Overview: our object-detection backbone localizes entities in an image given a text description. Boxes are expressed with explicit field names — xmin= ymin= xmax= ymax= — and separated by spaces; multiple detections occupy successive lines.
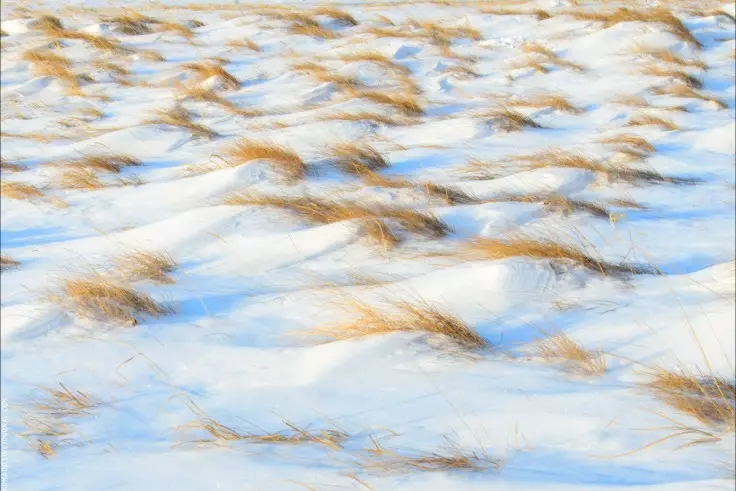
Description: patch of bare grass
xmin=335 ymin=50 xmax=410 ymax=75
xmin=218 ymin=138 xmax=305 ymax=181
xmin=598 ymin=133 xmax=656 ymax=153
xmin=225 ymin=38 xmax=261 ymax=51
xmin=360 ymin=435 xmax=500 ymax=474
xmin=461 ymin=234 xmax=657 ymax=275
xmin=178 ymin=85 xmax=261 ymax=116
xmin=114 ymin=250 xmax=177 ymax=284
xmin=650 ymin=83 xmax=727 ymax=109
xmin=56 ymin=166 xmax=105 ymax=190
xmin=316 ymin=111 xmax=405 ymax=126
xmin=181 ymin=61 xmax=239 ymax=90
xmin=508 ymin=94 xmax=581 ymax=113
xmin=641 ymin=65 xmax=703 ymax=89
xmin=626 ymin=113 xmax=680 ymax=131
xmin=325 ymin=142 xmax=389 ymax=175
xmin=630 ymin=44 xmax=706 ymax=69
xmin=1 ymin=254 xmax=20 ymax=272
xmin=1 ymin=181 xmax=44 ymax=200
xmin=309 ymin=296 xmax=488 ymax=350
xmin=57 ymin=152 xmax=141 ymax=173
xmin=536 ymin=331 xmax=606 ymax=376
xmin=520 ymin=41 xmax=584 ymax=72
xmin=145 ymin=106 xmax=218 ymax=139
xmin=478 ymin=107 xmax=543 ymax=132
xmin=488 ymin=193 xmax=612 ymax=219
xmin=314 ymin=6 xmax=358 ymax=26
xmin=50 ymin=273 xmax=172 ymax=325
xmin=358 ymin=89 xmax=423 ymax=116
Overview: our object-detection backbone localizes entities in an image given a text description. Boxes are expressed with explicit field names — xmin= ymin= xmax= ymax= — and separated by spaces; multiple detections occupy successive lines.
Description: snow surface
xmin=1 ymin=1 xmax=735 ymax=490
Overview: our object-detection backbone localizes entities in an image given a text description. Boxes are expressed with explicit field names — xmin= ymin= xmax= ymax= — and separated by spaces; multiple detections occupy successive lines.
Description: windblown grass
xmin=358 ymin=90 xmax=423 ymax=116
xmin=225 ymin=37 xmax=261 ymax=51
xmin=520 ymin=41 xmax=584 ymax=71
xmin=178 ymin=85 xmax=261 ymax=116
xmin=316 ymin=111 xmax=405 ymax=127
xmin=325 ymin=142 xmax=389 ymax=175
xmin=57 ymin=152 xmax=142 ymax=173
xmin=598 ymin=133 xmax=656 ymax=153
xmin=479 ymin=107 xmax=543 ymax=132
xmin=1 ymin=181 xmax=44 ymax=200
xmin=114 ymin=250 xmax=177 ymax=284
xmin=650 ymin=84 xmax=727 ymax=109
xmin=360 ymin=435 xmax=500 ymax=474
xmin=218 ymin=138 xmax=305 ymax=181
xmin=630 ymin=44 xmax=706 ymax=69
xmin=336 ymin=50 xmax=410 ymax=75
xmin=626 ymin=113 xmax=680 ymax=131
xmin=487 ymin=193 xmax=612 ymax=219
xmin=360 ymin=171 xmax=475 ymax=205
xmin=181 ymin=61 xmax=239 ymax=90
xmin=507 ymin=94 xmax=581 ymax=113
xmin=1 ymin=254 xmax=20 ymax=272
xmin=51 ymin=273 xmax=172 ymax=324
xmin=309 ymin=296 xmax=488 ymax=350
xmin=641 ymin=65 xmax=703 ymax=89
xmin=314 ymin=6 xmax=358 ymax=26
xmin=461 ymin=234 xmax=657 ymax=275
xmin=611 ymin=94 xmax=651 ymax=108
xmin=145 ymin=106 xmax=218 ymax=139
xmin=57 ymin=166 xmax=104 ymax=190
xmin=536 ymin=331 xmax=606 ymax=376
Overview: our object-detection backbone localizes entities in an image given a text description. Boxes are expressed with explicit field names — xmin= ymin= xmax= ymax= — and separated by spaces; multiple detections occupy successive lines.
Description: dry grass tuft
xmin=114 ymin=250 xmax=177 ymax=284
xmin=1 ymin=254 xmax=20 ymax=272
xmin=34 ymin=15 xmax=65 ymax=32
xmin=224 ymin=193 xmax=449 ymax=245
xmin=598 ymin=133 xmax=656 ymax=153
xmin=611 ymin=94 xmax=650 ymax=108
xmin=488 ymin=193 xmax=612 ymax=219
xmin=157 ymin=21 xmax=195 ymax=39
xmin=519 ymin=42 xmax=584 ymax=72
xmin=57 ymin=166 xmax=104 ymax=190
xmin=358 ymin=90 xmax=423 ymax=116
xmin=630 ymin=44 xmax=706 ymax=69
xmin=626 ymin=113 xmax=679 ymax=131
xmin=641 ymin=65 xmax=703 ymax=89
xmin=225 ymin=37 xmax=261 ymax=51
xmin=145 ymin=106 xmax=218 ymax=139
xmin=569 ymin=8 xmax=702 ymax=48
xmin=336 ymin=50 xmax=410 ymax=75
xmin=508 ymin=94 xmax=581 ymax=113
xmin=32 ymin=383 xmax=99 ymax=418
xmin=51 ymin=273 xmax=172 ymax=324
xmin=650 ymin=84 xmax=727 ymax=109
xmin=1 ymin=158 xmax=26 ymax=173
xmin=360 ymin=436 xmax=500 ymax=474
xmin=462 ymin=235 xmax=656 ymax=275
xmin=292 ymin=62 xmax=362 ymax=91
xmin=536 ymin=331 xmax=606 ymax=376
xmin=104 ymin=14 xmax=155 ymax=35
xmin=178 ymin=85 xmax=261 ymax=116
xmin=219 ymin=138 xmax=305 ymax=181
xmin=182 ymin=61 xmax=239 ymax=90
xmin=644 ymin=366 xmax=735 ymax=435
xmin=288 ymin=20 xmax=338 ymax=39
xmin=479 ymin=107 xmax=543 ymax=132
xmin=316 ymin=111 xmax=405 ymax=127
xmin=359 ymin=171 xmax=475 ymax=205
xmin=58 ymin=152 xmax=141 ymax=173
xmin=310 ymin=297 xmax=488 ymax=350
xmin=314 ymin=6 xmax=358 ymax=26
xmin=1 ymin=181 xmax=44 ymax=200
xmin=325 ymin=142 xmax=389 ymax=175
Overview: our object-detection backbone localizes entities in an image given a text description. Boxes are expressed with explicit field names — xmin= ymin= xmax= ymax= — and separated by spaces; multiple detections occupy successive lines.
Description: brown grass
xmin=224 ymin=193 xmax=449 ymax=245
xmin=178 ymin=409 xmax=348 ymax=449
xmin=225 ymin=38 xmax=261 ymax=51
xmin=358 ymin=89 xmax=423 ymax=116
xmin=598 ymin=133 xmax=656 ymax=153
xmin=314 ymin=6 xmax=358 ymax=26
xmin=57 ymin=165 xmax=105 ymax=190
xmin=325 ymin=142 xmax=389 ymax=175
xmin=288 ymin=21 xmax=338 ymax=39
xmin=569 ymin=7 xmax=702 ymax=48
xmin=508 ymin=94 xmax=581 ymax=113
xmin=316 ymin=111 xmax=405 ymax=126
xmin=611 ymin=94 xmax=650 ymax=108
xmin=630 ymin=44 xmax=706 ymax=69
xmin=32 ymin=383 xmax=99 ymax=418
xmin=511 ymin=148 xmax=692 ymax=184
xmin=520 ymin=42 xmax=584 ymax=71
xmin=644 ymin=366 xmax=735 ymax=435
xmin=145 ymin=106 xmax=218 ymax=139
xmin=650 ymin=84 xmax=727 ymax=109
xmin=626 ymin=113 xmax=680 ymax=131
xmin=218 ymin=138 xmax=305 ymax=181
xmin=641 ymin=65 xmax=703 ymax=89
xmin=335 ymin=50 xmax=410 ymax=75
xmin=57 ymin=152 xmax=141 ymax=173
xmin=157 ymin=21 xmax=194 ymax=39
xmin=479 ymin=107 xmax=543 ymax=132
xmin=461 ymin=234 xmax=657 ymax=275
xmin=51 ymin=273 xmax=172 ymax=324
xmin=360 ymin=171 xmax=475 ymax=205
xmin=309 ymin=297 xmax=488 ymax=350
xmin=114 ymin=250 xmax=177 ymax=284
xmin=181 ymin=61 xmax=239 ymax=90
xmin=488 ymin=193 xmax=612 ymax=219
xmin=1 ymin=181 xmax=44 ymax=200
xmin=1 ymin=254 xmax=20 ymax=272
xmin=104 ymin=14 xmax=155 ymax=35
xmin=360 ymin=435 xmax=500 ymax=474
xmin=1 ymin=158 xmax=26 ymax=173
xmin=536 ymin=331 xmax=606 ymax=376
xmin=178 ymin=85 xmax=261 ymax=116
xmin=509 ymin=57 xmax=550 ymax=74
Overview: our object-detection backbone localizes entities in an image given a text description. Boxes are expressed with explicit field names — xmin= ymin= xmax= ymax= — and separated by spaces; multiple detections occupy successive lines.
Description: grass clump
xmin=641 ymin=65 xmax=703 ymax=89
xmin=536 ymin=331 xmax=606 ymax=376
xmin=114 ymin=250 xmax=177 ymax=284
xmin=225 ymin=37 xmax=261 ymax=51
xmin=357 ymin=90 xmax=423 ymax=116
xmin=145 ymin=106 xmax=218 ymax=139
xmin=178 ymin=85 xmax=261 ymax=116
xmin=598 ymin=133 xmax=656 ymax=153
xmin=310 ymin=297 xmax=488 ymax=351
xmin=630 ymin=44 xmax=706 ymax=69
xmin=58 ymin=152 xmax=141 ymax=173
xmin=57 ymin=166 xmax=104 ymax=190
xmin=360 ymin=435 xmax=500 ymax=474
xmin=650 ymin=84 xmax=727 ymax=110
xmin=218 ymin=138 xmax=305 ymax=181
xmin=479 ymin=107 xmax=543 ymax=132
xmin=462 ymin=234 xmax=656 ymax=275
xmin=314 ymin=6 xmax=357 ymax=26
xmin=325 ymin=142 xmax=389 ymax=175
xmin=626 ymin=113 xmax=680 ymax=131
xmin=1 ymin=181 xmax=44 ymax=200
xmin=1 ymin=254 xmax=20 ymax=272
xmin=507 ymin=94 xmax=581 ymax=113
xmin=181 ymin=61 xmax=239 ymax=90
xmin=51 ymin=273 xmax=172 ymax=325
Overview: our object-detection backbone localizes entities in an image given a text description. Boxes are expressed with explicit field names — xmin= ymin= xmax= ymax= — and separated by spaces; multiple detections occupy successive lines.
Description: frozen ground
xmin=1 ymin=1 xmax=735 ymax=490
